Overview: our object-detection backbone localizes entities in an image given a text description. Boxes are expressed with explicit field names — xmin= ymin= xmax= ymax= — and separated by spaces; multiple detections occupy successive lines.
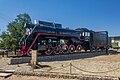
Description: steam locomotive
xmin=18 ymin=20 xmax=108 ymax=56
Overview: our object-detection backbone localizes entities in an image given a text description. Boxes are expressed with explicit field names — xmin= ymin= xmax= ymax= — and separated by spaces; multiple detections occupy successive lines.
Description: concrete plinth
xmin=1 ymin=51 xmax=106 ymax=65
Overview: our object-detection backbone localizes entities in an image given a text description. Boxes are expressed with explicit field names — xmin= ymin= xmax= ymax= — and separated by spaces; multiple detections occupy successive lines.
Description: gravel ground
xmin=0 ymin=75 xmax=74 ymax=80
xmin=0 ymin=52 xmax=120 ymax=79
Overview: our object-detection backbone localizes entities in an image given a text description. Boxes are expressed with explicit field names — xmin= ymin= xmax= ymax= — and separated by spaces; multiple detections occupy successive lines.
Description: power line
xmin=0 ymin=12 xmax=12 ymax=33
xmin=0 ymin=16 xmax=11 ymax=22
xmin=0 ymin=12 xmax=12 ymax=22
xmin=0 ymin=12 xmax=11 ymax=26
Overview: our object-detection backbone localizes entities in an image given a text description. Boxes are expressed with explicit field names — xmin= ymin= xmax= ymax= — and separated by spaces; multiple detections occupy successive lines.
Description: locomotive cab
xmin=76 ymin=28 xmax=93 ymax=51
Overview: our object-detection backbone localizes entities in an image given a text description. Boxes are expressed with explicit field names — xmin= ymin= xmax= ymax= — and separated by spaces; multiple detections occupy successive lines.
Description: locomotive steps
xmin=2 ymin=51 xmax=107 ymax=64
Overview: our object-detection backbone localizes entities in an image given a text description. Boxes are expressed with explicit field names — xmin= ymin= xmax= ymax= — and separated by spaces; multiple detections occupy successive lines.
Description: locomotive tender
xmin=18 ymin=20 xmax=108 ymax=56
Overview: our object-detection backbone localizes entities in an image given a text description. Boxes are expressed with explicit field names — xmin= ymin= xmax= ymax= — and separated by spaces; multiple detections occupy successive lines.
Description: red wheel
xmin=62 ymin=45 xmax=68 ymax=53
xmin=69 ymin=44 xmax=75 ymax=53
xmin=27 ymin=49 xmax=40 ymax=56
xmin=27 ymin=49 xmax=32 ymax=56
xmin=54 ymin=45 xmax=61 ymax=54
xmin=45 ymin=48 xmax=53 ymax=55
xmin=17 ymin=49 xmax=24 ymax=56
xmin=76 ymin=45 xmax=82 ymax=51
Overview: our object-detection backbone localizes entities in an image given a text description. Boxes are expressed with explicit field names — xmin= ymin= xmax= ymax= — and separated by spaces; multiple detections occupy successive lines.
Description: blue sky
xmin=0 ymin=0 xmax=120 ymax=36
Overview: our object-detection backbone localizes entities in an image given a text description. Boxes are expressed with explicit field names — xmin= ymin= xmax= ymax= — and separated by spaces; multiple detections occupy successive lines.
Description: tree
xmin=0 ymin=13 xmax=31 ymax=50
xmin=0 ymin=32 xmax=14 ymax=50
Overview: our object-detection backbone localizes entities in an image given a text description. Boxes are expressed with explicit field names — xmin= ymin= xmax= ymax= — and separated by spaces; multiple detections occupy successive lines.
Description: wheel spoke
xmin=76 ymin=45 xmax=82 ymax=52
xmin=45 ymin=48 xmax=52 ymax=55
xmin=69 ymin=44 xmax=75 ymax=53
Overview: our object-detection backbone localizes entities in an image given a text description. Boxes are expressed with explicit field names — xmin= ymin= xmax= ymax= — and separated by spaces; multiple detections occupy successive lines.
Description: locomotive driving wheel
xmin=27 ymin=49 xmax=32 ymax=56
xmin=54 ymin=45 xmax=61 ymax=54
xmin=17 ymin=49 xmax=24 ymax=56
xmin=62 ymin=44 xmax=68 ymax=54
xmin=68 ymin=44 xmax=75 ymax=53
xmin=76 ymin=45 xmax=82 ymax=52
xmin=45 ymin=47 xmax=53 ymax=55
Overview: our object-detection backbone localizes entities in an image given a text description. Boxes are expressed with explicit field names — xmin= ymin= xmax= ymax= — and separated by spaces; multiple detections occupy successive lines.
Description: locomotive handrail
xmin=19 ymin=34 xmax=26 ymax=45
xmin=26 ymin=33 xmax=41 ymax=55
xmin=25 ymin=25 xmax=37 ymax=46
xmin=19 ymin=24 xmax=38 ymax=46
